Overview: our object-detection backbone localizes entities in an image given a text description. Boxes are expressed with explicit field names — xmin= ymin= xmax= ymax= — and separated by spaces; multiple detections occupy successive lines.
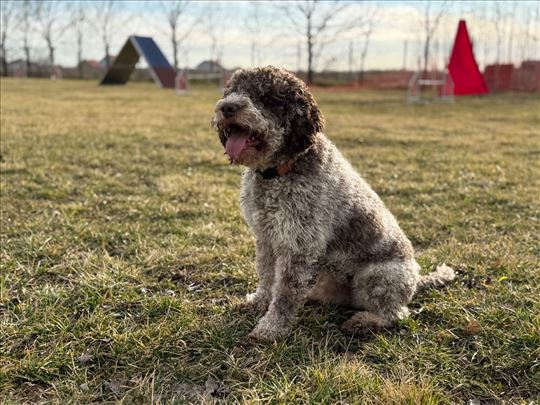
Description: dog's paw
xmin=247 ymin=319 xmax=290 ymax=343
xmin=341 ymin=311 xmax=387 ymax=335
xmin=241 ymin=292 xmax=270 ymax=313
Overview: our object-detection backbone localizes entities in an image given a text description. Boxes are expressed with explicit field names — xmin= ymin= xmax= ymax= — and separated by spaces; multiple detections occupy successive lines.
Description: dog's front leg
xmin=245 ymin=239 xmax=275 ymax=312
xmin=248 ymin=254 xmax=315 ymax=342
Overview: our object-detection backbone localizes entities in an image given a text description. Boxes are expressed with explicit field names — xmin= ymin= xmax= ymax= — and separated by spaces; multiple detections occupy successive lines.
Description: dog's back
xmin=241 ymin=132 xmax=415 ymax=268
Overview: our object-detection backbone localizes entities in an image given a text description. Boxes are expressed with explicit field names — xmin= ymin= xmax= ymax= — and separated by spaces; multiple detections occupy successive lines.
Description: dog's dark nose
xmin=221 ymin=102 xmax=240 ymax=118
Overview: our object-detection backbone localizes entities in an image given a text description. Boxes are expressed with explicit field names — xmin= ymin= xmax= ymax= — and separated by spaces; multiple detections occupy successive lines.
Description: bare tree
xmin=205 ymin=4 xmax=227 ymax=69
xmin=480 ymin=2 xmax=490 ymax=69
xmin=494 ymin=2 xmax=503 ymax=64
xmin=420 ymin=1 xmax=448 ymax=72
xmin=70 ymin=2 xmax=86 ymax=79
xmin=1 ymin=0 xmax=18 ymax=76
xmin=296 ymin=41 xmax=302 ymax=72
xmin=357 ymin=5 xmax=380 ymax=84
xmin=88 ymin=1 xmax=126 ymax=70
xmin=347 ymin=40 xmax=353 ymax=77
xmin=519 ymin=3 xmax=531 ymax=63
xmin=246 ymin=1 xmax=263 ymax=67
xmin=278 ymin=0 xmax=354 ymax=84
xmin=402 ymin=40 xmax=408 ymax=71
xmin=246 ymin=4 xmax=284 ymax=68
xmin=533 ymin=3 xmax=540 ymax=60
xmin=507 ymin=1 xmax=517 ymax=64
xmin=408 ymin=15 xmax=423 ymax=72
xmin=159 ymin=0 xmax=198 ymax=71
xmin=18 ymin=0 xmax=36 ymax=73
xmin=35 ymin=1 xmax=71 ymax=68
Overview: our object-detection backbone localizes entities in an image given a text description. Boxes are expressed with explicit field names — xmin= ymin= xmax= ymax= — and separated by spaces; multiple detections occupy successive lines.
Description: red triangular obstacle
xmin=447 ymin=20 xmax=488 ymax=95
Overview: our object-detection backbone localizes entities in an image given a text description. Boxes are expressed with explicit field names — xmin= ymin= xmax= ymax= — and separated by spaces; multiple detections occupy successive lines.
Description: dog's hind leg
xmin=342 ymin=259 xmax=419 ymax=334
xmin=307 ymin=272 xmax=353 ymax=306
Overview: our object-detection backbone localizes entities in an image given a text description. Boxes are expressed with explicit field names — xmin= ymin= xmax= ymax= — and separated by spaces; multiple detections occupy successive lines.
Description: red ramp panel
xmin=100 ymin=36 xmax=176 ymax=88
xmin=447 ymin=20 xmax=488 ymax=95
xmin=152 ymin=67 xmax=177 ymax=88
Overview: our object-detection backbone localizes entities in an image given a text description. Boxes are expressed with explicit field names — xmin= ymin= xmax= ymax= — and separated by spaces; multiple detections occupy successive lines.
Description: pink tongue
xmin=225 ymin=134 xmax=249 ymax=160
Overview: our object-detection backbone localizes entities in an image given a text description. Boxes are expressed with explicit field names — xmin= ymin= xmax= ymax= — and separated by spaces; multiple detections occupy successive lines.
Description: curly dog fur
xmin=212 ymin=66 xmax=455 ymax=342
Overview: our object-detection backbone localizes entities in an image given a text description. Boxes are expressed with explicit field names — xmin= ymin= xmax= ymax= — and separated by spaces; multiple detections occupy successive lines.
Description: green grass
xmin=1 ymin=78 xmax=539 ymax=404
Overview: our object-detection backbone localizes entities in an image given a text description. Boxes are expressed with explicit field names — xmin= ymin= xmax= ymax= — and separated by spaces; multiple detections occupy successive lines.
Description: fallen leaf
xmin=210 ymin=297 xmax=228 ymax=305
xmin=243 ymin=356 xmax=258 ymax=367
xmin=231 ymin=346 xmax=243 ymax=356
xmin=170 ymin=273 xmax=187 ymax=283
xmin=176 ymin=377 xmax=229 ymax=399
xmin=204 ymin=376 xmax=220 ymax=396
xmin=104 ymin=380 xmax=120 ymax=394
xmin=76 ymin=352 xmax=93 ymax=365
xmin=342 ymin=351 xmax=356 ymax=362
xmin=464 ymin=320 xmax=481 ymax=335
xmin=204 ymin=376 xmax=229 ymax=398
xmin=176 ymin=383 xmax=204 ymax=399
xmin=435 ymin=330 xmax=453 ymax=344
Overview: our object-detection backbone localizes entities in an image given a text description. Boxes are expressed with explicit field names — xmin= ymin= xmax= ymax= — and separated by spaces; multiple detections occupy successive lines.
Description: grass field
xmin=1 ymin=78 xmax=539 ymax=404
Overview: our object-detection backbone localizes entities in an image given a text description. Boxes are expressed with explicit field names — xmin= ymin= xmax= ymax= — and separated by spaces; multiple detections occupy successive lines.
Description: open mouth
xmin=221 ymin=123 xmax=263 ymax=162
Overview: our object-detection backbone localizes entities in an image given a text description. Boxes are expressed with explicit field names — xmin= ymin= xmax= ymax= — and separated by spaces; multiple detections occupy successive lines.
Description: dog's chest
xmin=240 ymin=173 xmax=319 ymax=239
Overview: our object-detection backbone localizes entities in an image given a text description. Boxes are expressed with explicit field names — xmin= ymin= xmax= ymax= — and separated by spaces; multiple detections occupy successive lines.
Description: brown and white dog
xmin=212 ymin=66 xmax=454 ymax=342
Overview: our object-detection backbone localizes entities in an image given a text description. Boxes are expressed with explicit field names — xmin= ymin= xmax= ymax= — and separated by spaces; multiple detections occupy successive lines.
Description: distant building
xmin=99 ymin=55 xmax=116 ymax=69
xmin=195 ymin=60 xmax=223 ymax=72
xmin=81 ymin=59 xmax=101 ymax=70
xmin=7 ymin=59 xmax=27 ymax=72
xmin=6 ymin=59 xmax=51 ymax=77
xmin=61 ymin=58 xmax=152 ymax=81
xmin=68 ymin=59 xmax=104 ymax=79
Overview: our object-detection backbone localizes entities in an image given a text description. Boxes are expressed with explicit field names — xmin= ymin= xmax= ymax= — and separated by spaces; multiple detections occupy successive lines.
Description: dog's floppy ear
xmin=284 ymin=90 xmax=325 ymax=158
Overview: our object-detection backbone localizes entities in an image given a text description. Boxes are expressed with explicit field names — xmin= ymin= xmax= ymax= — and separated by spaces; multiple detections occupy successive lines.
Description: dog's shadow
xmin=176 ymin=298 xmax=388 ymax=374
xmin=154 ymin=285 xmax=452 ymax=403
xmin=147 ymin=267 xmax=432 ymax=399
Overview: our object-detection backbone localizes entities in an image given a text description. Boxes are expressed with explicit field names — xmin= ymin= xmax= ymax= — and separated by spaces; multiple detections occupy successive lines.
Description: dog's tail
xmin=417 ymin=263 xmax=456 ymax=291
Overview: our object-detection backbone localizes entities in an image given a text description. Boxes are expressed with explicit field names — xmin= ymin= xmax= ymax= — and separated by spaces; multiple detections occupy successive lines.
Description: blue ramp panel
xmin=132 ymin=36 xmax=171 ymax=68
xmin=130 ymin=36 xmax=176 ymax=88
xmin=100 ymin=35 xmax=176 ymax=88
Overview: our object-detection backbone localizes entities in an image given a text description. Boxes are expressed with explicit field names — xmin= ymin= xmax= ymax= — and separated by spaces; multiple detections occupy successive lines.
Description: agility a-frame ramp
xmin=100 ymin=35 xmax=176 ymax=88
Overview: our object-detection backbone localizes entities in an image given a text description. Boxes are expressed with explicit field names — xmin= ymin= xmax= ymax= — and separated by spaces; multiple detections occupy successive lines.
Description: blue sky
xmin=3 ymin=1 xmax=539 ymax=71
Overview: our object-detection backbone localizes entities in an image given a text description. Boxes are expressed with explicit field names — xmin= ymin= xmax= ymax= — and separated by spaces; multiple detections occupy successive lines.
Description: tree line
xmin=1 ymin=1 xmax=538 ymax=83
xmin=0 ymin=0 xmax=382 ymax=83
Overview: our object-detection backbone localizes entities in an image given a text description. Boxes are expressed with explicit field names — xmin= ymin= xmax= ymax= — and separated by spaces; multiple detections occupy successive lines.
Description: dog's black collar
xmin=257 ymin=166 xmax=280 ymax=180
xmin=256 ymin=159 xmax=295 ymax=180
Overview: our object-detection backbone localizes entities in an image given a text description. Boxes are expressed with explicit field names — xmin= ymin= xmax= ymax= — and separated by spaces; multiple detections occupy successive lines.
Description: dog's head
xmin=212 ymin=66 xmax=324 ymax=169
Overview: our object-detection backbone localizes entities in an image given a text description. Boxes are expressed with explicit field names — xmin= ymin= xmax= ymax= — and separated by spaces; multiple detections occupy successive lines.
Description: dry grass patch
xmin=1 ymin=79 xmax=539 ymax=403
